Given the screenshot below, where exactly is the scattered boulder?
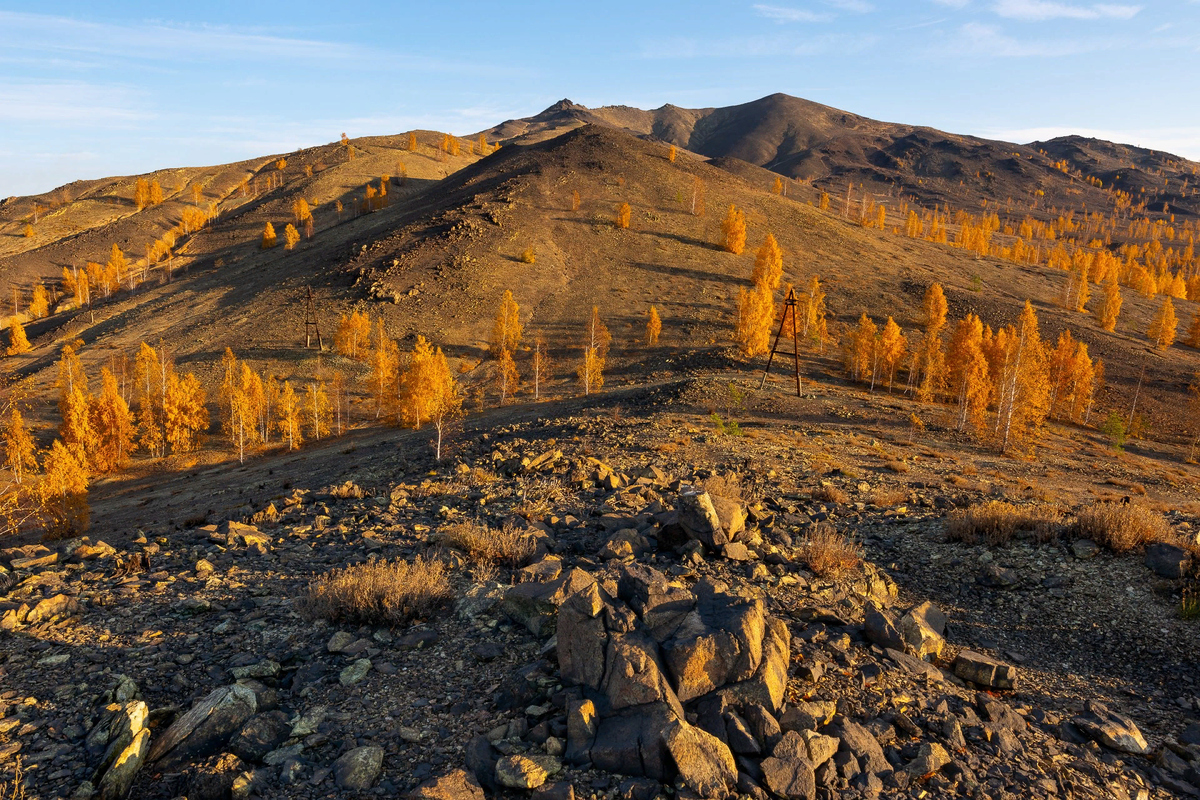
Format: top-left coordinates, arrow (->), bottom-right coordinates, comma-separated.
953,650 -> 1018,690
1145,543 -> 1192,579
863,603 -> 904,652
1071,701 -> 1149,754
496,754 -> 559,789
662,719 -> 737,797
334,745 -> 384,790
677,492 -> 727,550
898,601 -> 946,660
147,685 -> 257,771
410,769 -> 486,800
760,731 -> 817,799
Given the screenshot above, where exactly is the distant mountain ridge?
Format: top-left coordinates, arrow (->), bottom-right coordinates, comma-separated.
481,93 -> 1198,218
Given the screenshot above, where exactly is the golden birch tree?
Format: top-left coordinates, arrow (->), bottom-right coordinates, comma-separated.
721,205 -> 747,254
490,290 -> 523,357
4,408 -> 37,485
39,439 -> 89,536
277,381 -> 302,450
646,306 -> 662,346
262,222 -> 277,249
6,319 -> 31,355
752,233 -> 783,291
578,307 -> 611,395
89,367 -> 135,473
1148,296 -> 1178,349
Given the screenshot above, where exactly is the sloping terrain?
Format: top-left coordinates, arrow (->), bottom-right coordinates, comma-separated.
482,94 -> 1200,222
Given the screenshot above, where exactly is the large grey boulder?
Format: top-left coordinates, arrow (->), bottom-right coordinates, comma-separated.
147,685 -> 257,771
677,492 -> 728,550
1071,700 -> 1149,754
760,731 -> 817,799
334,745 -> 384,790
1145,543 -> 1192,579
953,650 -> 1018,690
662,719 -> 737,797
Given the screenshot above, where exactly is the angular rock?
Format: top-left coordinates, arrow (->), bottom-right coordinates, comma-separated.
602,633 -> 682,718
97,728 -> 150,800
339,658 -> 372,686
828,719 -> 889,775
186,752 -> 245,800
898,601 -> 946,660
799,730 -> 839,767
760,731 -> 817,799
863,604 -> 904,652
496,754 -> 558,789
230,711 -> 291,763
709,495 -> 747,540
591,703 -> 677,781
556,588 -> 609,691
662,630 -> 740,703
677,492 -> 728,550
25,593 -> 80,625
409,769 -> 486,800
147,684 -> 257,771
1071,700 -> 1149,754
953,650 -> 1018,690
780,702 -> 836,733
566,699 -> 598,764
1145,543 -> 1192,579
904,742 -> 949,777
662,719 -> 737,797
334,745 -> 384,790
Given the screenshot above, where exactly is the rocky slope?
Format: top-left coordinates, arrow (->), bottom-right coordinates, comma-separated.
2,389 -> 1198,799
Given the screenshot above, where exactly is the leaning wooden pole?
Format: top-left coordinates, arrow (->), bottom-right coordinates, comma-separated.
759,286 -> 802,397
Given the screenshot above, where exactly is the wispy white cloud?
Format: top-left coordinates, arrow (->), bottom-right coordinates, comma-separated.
992,0 -> 1141,21
943,21 -> 1108,55
931,0 -> 970,7
641,32 -> 878,58
823,0 -> 875,12
753,5 -> 833,22
0,81 -> 152,124
0,11 -> 491,75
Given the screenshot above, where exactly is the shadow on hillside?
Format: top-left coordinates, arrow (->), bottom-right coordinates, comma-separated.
629,260 -> 737,287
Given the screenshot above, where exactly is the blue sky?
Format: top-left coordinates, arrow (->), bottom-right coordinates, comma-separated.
2,0 -> 1198,197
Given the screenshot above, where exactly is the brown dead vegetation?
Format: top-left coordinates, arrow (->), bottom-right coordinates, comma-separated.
1075,502 -> 1174,553
801,524 -> 862,579
434,521 -> 536,567
945,500 -> 1062,545
302,556 -> 452,626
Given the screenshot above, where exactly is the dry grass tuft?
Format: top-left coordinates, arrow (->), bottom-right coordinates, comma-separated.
411,480 -> 454,499
883,460 -> 909,474
801,525 -> 862,579
701,473 -> 743,502
1075,502 -> 1173,553
869,488 -> 908,508
435,521 -> 537,567
1103,478 -> 1147,495
812,485 -> 849,505
945,501 -> 1061,546
303,557 -> 452,626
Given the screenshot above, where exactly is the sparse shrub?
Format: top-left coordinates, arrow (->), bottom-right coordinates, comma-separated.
812,484 -> 848,505
945,501 -> 1061,546
709,412 -> 743,437
802,525 -> 862,579
435,521 -> 536,567
303,557 -> 451,626
701,473 -> 743,502
1100,412 -> 1127,452
869,488 -> 908,508
1182,586 -> 1200,621
884,460 -> 908,473
1075,502 -> 1172,553
519,247 -> 535,264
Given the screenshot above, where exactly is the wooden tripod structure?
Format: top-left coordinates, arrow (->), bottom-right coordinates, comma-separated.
758,286 -> 802,397
303,286 -> 323,350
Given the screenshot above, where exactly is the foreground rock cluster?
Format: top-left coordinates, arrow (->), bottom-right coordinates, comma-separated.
1,421 -> 1197,799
